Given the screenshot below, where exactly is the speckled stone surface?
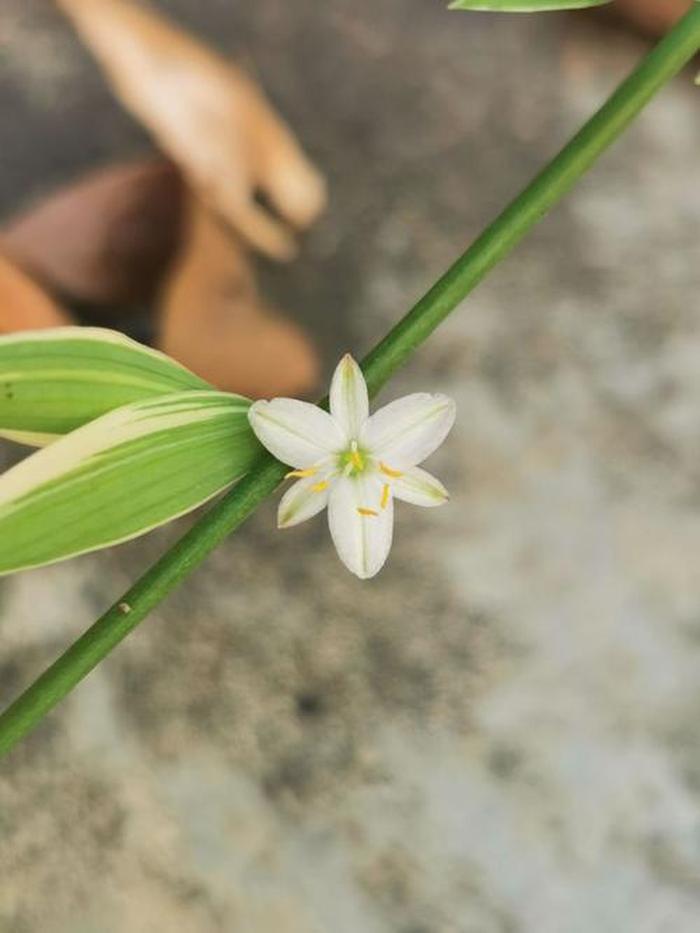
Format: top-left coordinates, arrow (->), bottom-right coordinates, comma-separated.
1,3 -> 700,932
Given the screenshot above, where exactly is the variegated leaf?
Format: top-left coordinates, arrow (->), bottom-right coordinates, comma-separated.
449,0 -> 611,10
0,390 -> 260,574
0,327 -> 210,446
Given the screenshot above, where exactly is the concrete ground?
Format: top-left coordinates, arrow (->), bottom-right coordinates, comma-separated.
1,2 -> 700,931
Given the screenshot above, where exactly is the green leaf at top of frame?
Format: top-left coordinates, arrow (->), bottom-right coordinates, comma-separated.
0,390 -> 261,575
0,327 -> 211,447
449,0 -> 611,11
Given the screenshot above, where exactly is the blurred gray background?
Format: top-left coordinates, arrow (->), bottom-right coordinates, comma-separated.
2,2 -> 700,931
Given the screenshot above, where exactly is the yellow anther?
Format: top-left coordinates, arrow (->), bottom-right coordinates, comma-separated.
311,480 -> 329,493
380,484 -> 390,510
357,507 -> 379,517
351,449 -> 364,470
285,467 -> 317,479
379,462 -> 403,478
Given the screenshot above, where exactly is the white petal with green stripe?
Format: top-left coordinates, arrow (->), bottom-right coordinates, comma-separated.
0,327 -> 210,446
449,0 -> 610,10
0,390 -> 260,574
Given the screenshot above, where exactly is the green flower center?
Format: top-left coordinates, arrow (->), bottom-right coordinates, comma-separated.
339,440 -> 369,477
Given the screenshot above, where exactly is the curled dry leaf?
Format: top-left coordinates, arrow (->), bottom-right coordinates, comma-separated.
609,0 -> 691,36
0,159 -> 184,307
56,0 -> 327,260
158,198 -> 319,399
0,254 -> 72,335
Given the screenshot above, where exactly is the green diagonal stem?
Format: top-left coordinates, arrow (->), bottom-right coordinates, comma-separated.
1,6 -> 699,757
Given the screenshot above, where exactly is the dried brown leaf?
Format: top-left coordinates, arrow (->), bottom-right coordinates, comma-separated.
158,198 -> 319,399
609,0 -> 691,36
0,159 -> 184,306
0,254 -> 72,334
57,0 -> 326,260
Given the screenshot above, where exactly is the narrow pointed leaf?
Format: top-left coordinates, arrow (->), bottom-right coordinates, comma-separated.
449,0 -> 611,11
0,391 -> 260,574
0,429 -> 63,447
0,327 -> 210,446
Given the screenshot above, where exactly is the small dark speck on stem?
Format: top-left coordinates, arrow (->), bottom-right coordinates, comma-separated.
296,692 -> 325,718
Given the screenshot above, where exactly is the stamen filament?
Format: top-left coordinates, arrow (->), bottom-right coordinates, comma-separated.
380,484 -> 390,510
351,450 -> 364,470
285,467 -> 317,479
379,462 -> 403,478
357,507 -> 379,517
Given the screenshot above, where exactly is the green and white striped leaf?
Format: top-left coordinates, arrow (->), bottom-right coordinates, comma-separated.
0,390 -> 260,574
0,327 -> 211,446
449,0 -> 611,11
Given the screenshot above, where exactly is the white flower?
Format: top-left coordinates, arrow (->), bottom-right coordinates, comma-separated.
248,354 -> 456,579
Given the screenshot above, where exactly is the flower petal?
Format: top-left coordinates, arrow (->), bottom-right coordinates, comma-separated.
249,398 -> 345,469
329,354 -> 369,439
391,466 -> 449,507
327,474 -> 393,579
277,466 -> 335,528
361,393 -> 456,469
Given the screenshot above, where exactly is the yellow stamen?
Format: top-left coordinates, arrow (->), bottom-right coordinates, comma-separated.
285,467 -> 317,479
351,449 -> 364,470
311,480 -> 329,493
380,484 -> 390,510
357,507 -> 379,517
379,462 -> 403,478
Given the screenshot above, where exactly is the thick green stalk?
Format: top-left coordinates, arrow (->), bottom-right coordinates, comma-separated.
363,5 -> 700,395
1,7 -> 699,757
